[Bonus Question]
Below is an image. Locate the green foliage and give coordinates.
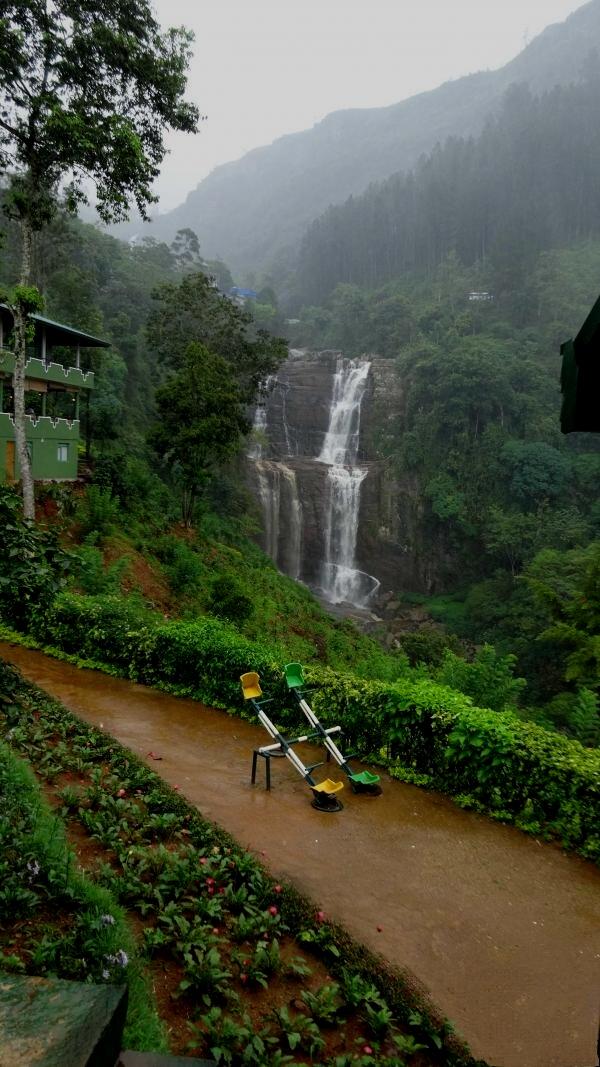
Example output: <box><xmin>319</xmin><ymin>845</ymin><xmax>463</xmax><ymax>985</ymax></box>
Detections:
<box><xmin>72</xmin><ymin>544</ymin><xmax>127</xmax><ymax>596</ymax></box>
<box><xmin>207</xmin><ymin>576</ymin><xmax>254</xmax><ymax>627</ymax></box>
<box><xmin>399</xmin><ymin>626</ymin><xmax>462</xmax><ymax>668</ymax></box>
<box><xmin>155</xmin><ymin>537</ymin><xmax>205</xmax><ymax>596</ymax></box>
<box><xmin>148</xmin><ymin>271</ymin><xmax>287</xmax><ymax>403</ymax></box>
<box><xmin>0</xmin><ymin>2</ymin><xmax>198</xmax><ymax>229</ymax></box>
<box><xmin>150</xmin><ymin>342</ymin><xmax>251</xmax><ymax>524</ymax></box>
<box><xmin>0</xmin><ymin>737</ymin><xmax>167</xmax><ymax>1051</ymax></box>
<box><xmin>501</xmin><ymin>441</ymin><xmax>571</xmax><ymax>506</ymax></box>
<box><xmin>525</xmin><ymin>542</ymin><xmax>600</xmax><ymax>691</ymax></box>
<box><xmin>0</xmin><ymin>485</ymin><xmax>71</xmax><ymax>630</ymax></box>
<box><xmin>36</xmin><ymin>592</ymin><xmax>158</xmax><ymax>673</ymax></box>
<box><xmin>570</xmin><ymin>689</ymin><xmax>600</xmax><ymax>749</ymax></box>
<box><xmin>434</xmin><ymin>646</ymin><xmax>526</xmax><ymax>712</ymax></box>
<box><xmin>77</xmin><ymin>486</ymin><xmax>120</xmax><ymax>540</ymax></box>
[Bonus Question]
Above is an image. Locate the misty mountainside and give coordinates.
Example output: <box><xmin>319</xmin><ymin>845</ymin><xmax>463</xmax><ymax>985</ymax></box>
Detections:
<box><xmin>115</xmin><ymin>1</ymin><xmax>600</xmax><ymax>278</ymax></box>
<box><xmin>293</xmin><ymin>72</ymin><xmax>600</xmax><ymax>306</ymax></box>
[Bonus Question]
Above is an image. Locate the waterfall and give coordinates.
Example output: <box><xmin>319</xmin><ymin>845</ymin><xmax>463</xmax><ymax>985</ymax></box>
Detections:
<box><xmin>255</xmin><ymin>460</ymin><xmax>280</xmax><ymax>559</ymax></box>
<box><xmin>319</xmin><ymin>359</ymin><xmax>379</xmax><ymax>607</ymax></box>
<box><xmin>279</xmin><ymin>464</ymin><xmax>302</xmax><ymax>579</ymax></box>
<box><xmin>248</xmin><ymin>375</ymin><xmax>275</xmax><ymax>460</ymax></box>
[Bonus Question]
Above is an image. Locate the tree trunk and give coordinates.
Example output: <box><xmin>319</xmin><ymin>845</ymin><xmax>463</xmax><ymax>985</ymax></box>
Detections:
<box><xmin>13</xmin><ymin>219</ymin><xmax>36</xmax><ymax>521</ymax></box>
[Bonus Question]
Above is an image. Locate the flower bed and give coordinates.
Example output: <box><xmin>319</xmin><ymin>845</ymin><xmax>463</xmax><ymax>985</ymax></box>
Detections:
<box><xmin>0</xmin><ymin>659</ymin><xmax>479</xmax><ymax>1067</ymax></box>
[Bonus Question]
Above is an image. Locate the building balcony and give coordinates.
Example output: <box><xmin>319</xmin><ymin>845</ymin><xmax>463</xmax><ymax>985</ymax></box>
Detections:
<box><xmin>0</xmin><ymin>349</ymin><xmax>94</xmax><ymax>390</ymax></box>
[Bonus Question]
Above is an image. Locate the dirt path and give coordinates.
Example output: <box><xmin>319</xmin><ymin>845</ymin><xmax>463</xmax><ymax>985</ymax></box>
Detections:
<box><xmin>2</xmin><ymin>642</ymin><xmax>599</xmax><ymax>1067</ymax></box>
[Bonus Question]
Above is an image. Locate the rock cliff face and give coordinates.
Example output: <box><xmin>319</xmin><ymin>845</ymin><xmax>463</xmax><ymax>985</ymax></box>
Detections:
<box><xmin>246</xmin><ymin>350</ymin><xmax>442</xmax><ymax>602</ymax></box>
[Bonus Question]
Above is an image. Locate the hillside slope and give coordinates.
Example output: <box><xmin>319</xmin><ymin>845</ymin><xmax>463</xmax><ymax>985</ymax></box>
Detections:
<box><xmin>114</xmin><ymin>1</ymin><xmax>600</xmax><ymax>276</ymax></box>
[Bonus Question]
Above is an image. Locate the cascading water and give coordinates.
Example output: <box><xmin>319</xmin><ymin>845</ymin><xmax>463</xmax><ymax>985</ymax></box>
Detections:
<box><xmin>318</xmin><ymin>359</ymin><xmax>379</xmax><ymax>607</ymax></box>
<box><xmin>248</xmin><ymin>377</ymin><xmax>302</xmax><ymax>578</ymax></box>
<box><xmin>247</xmin><ymin>375</ymin><xmax>274</xmax><ymax>460</ymax></box>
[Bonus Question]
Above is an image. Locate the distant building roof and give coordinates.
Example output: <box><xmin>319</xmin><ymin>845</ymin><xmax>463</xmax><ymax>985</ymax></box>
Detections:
<box><xmin>228</xmin><ymin>286</ymin><xmax>258</xmax><ymax>300</ymax></box>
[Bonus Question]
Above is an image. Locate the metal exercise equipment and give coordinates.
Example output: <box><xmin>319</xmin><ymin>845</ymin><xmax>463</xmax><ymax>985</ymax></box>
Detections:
<box><xmin>240</xmin><ymin>672</ymin><xmax>344</xmax><ymax>812</ymax></box>
<box><xmin>283</xmin><ymin>662</ymin><xmax>382</xmax><ymax>796</ymax></box>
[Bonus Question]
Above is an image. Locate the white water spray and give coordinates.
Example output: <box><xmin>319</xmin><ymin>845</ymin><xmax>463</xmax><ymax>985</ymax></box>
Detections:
<box><xmin>319</xmin><ymin>359</ymin><xmax>379</xmax><ymax>606</ymax></box>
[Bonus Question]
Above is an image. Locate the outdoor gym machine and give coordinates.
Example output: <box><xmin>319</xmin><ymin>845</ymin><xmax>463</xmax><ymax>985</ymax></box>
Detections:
<box><xmin>240</xmin><ymin>672</ymin><xmax>344</xmax><ymax>812</ymax></box>
<box><xmin>283</xmin><ymin>662</ymin><xmax>382</xmax><ymax>796</ymax></box>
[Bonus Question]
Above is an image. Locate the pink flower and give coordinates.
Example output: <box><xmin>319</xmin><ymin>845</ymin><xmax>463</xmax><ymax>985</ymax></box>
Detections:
<box><xmin>362</xmin><ymin>1045</ymin><xmax>373</xmax><ymax>1055</ymax></box>
<box><xmin>316</xmin><ymin>910</ymin><xmax>325</xmax><ymax>923</ymax></box>
<box><xmin>268</xmin><ymin>905</ymin><xmax>278</xmax><ymax>916</ymax></box>
<box><xmin>116</xmin><ymin>788</ymin><xmax>126</xmax><ymax>798</ymax></box>
<box><xmin>199</xmin><ymin>857</ymin><xmax>207</xmax><ymax>865</ymax></box>
<box><xmin>274</xmin><ymin>884</ymin><xmax>282</xmax><ymax>893</ymax></box>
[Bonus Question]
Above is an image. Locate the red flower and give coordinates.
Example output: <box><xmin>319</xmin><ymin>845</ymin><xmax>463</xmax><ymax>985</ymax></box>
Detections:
<box><xmin>316</xmin><ymin>910</ymin><xmax>325</xmax><ymax>923</ymax></box>
<box><xmin>274</xmin><ymin>884</ymin><xmax>282</xmax><ymax>893</ymax></box>
<box><xmin>268</xmin><ymin>905</ymin><xmax>278</xmax><ymax>916</ymax></box>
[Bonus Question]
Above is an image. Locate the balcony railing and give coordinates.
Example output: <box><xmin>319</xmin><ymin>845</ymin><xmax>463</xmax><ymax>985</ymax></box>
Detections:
<box><xmin>0</xmin><ymin>411</ymin><xmax>80</xmax><ymax>440</ymax></box>
<box><xmin>0</xmin><ymin>350</ymin><xmax>94</xmax><ymax>390</ymax></box>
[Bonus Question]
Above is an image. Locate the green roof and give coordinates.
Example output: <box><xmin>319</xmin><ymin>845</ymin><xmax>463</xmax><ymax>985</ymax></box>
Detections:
<box><xmin>0</xmin><ymin>305</ymin><xmax>110</xmax><ymax>348</ymax></box>
<box><xmin>31</xmin><ymin>313</ymin><xmax>110</xmax><ymax>349</ymax></box>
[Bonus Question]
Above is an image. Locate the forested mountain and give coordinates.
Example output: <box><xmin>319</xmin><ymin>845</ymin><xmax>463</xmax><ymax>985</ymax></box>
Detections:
<box><xmin>294</xmin><ymin>74</ymin><xmax>600</xmax><ymax>305</ymax></box>
<box><xmin>112</xmin><ymin>1</ymin><xmax>600</xmax><ymax>279</ymax></box>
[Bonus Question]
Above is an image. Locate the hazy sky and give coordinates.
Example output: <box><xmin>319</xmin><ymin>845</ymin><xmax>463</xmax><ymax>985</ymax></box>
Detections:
<box><xmin>152</xmin><ymin>0</ymin><xmax>585</xmax><ymax>210</ymax></box>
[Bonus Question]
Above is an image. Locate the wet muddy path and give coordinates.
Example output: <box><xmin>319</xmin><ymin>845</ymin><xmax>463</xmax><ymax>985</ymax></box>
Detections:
<box><xmin>1</xmin><ymin>642</ymin><xmax>599</xmax><ymax>1067</ymax></box>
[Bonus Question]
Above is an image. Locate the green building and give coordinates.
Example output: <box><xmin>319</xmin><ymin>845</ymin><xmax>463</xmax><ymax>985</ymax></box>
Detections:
<box><xmin>0</xmin><ymin>306</ymin><xmax>109</xmax><ymax>482</ymax></box>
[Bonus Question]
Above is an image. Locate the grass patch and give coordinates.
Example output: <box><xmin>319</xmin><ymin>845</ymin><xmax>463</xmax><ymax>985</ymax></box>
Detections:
<box><xmin>0</xmin><ymin>736</ymin><xmax>168</xmax><ymax>1053</ymax></box>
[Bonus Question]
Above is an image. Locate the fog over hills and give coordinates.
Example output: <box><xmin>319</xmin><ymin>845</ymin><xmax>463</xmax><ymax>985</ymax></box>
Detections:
<box><xmin>114</xmin><ymin>1</ymin><xmax>600</xmax><ymax>278</ymax></box>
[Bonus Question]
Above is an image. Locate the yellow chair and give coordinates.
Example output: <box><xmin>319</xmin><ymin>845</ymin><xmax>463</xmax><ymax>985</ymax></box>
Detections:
<box><xmin>240</xmin><ymin>672</ymin><xmax>262</xmax><ymax>701</ymax></box>
<box><xmin>311</xmin><ymin>778</ymin><xmax>344</xmax><ymax>795</ymax></box>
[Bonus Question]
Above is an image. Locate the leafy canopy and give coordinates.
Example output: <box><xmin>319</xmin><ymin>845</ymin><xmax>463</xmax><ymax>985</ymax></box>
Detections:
<box><xmin>148</xmin><ymin>272</ymin><xmax>287</xmax><ymax>403</ymax></box>
<box><xmin>150</xmin><ymin>341</ymin><xmax>251</xmax><ymax>524</ymax></box>
<box><xmin>0</xmin><ymin>0</ymin><xmax>199</xmax><ymax>227</ymax></box>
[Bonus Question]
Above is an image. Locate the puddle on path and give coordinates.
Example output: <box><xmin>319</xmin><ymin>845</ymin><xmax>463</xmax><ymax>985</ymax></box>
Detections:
<box><xmin>2</xmin><ymin>642</ymin><xmax>599</xmax><ymax>1067</ymax></box>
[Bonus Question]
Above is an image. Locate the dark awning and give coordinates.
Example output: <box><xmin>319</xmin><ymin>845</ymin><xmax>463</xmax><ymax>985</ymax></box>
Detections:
<box><xmin>560</xmin><ymin>294</ymin><xmax>600</xmax><ymax>433</ymax></box>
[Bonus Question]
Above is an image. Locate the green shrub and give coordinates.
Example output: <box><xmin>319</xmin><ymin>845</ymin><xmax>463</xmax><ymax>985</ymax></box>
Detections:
<box><xmin>77</xmin><ymin>485</ymin><xmax>120</xmax><ymax>539</ymax></box>
<box><xmin>0</xmin><ymin>485</ymin><xmax>71</xmax><ymax>630</ymax></box>
<box><xmin>12</xmin><ymin>591</ymin><xmax>600</xmax><ymax>861</ymax></box>
<box><xmin>158</xmin><ymin>539</ymin><xmax>205</xmax><ymax>596</ymax></box>
<box><xmin>207</xmin><ymin>575</ymin><xmax>253</xmax><ymax>626</ymax></box>
<box><xmin>35</xmin><ymin>592</ymin><xmax>157</xmax><ymax>672</ymax></box>
<box><xmin>434</xmin><ymin>646</ymin><xmax>526</xmax><ymax>711</ymax></box>
<box><xmin>73</xmin><ymin>544</ymin><xmax>127</xmax><ymax>596</ymax></box>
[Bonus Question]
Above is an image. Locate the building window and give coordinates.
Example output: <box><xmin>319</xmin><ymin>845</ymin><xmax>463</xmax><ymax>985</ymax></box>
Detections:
<box><xmin>57</xmin><ymin>443</ymin><xmax>69</xmax><ymax>462</ymax></box>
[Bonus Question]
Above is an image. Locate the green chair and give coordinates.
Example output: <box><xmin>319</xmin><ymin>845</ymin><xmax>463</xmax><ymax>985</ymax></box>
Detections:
<box><xmin>284</xmin><ymin>662</ymin><xmax>305</xmax><ymax>690</ymax></box>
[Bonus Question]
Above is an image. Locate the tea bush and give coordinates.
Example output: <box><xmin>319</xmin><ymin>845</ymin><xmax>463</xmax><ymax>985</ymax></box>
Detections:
<box><xmin>12</xmin><ymin>591</ymin><xmax>600</xmax><ymax>860</ymax></box>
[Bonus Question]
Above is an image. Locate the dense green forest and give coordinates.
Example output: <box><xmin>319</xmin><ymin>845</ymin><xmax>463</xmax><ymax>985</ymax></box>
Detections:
<box><xmin>293</xmin><ymin>74</ymin><xmax>600</xmax><ymax>306</ymax></box>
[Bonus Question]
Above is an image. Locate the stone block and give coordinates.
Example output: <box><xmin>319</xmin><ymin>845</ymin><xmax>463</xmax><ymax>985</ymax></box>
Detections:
<box><xmin>0</xmin><ymin>972</ymin><xmax>127</xmax><ymax>1067</ymax></box>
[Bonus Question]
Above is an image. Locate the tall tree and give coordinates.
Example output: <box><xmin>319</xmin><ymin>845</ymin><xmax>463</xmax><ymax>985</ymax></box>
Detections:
<box><xmin>0</xmin><ymin>1</ymin><xmax>199</xmax><ymax>517</ymax></box>
<box><xmin>150</xmin><ymin>342</ymin><xmax>251</xmax><ymax>525</ymax></box>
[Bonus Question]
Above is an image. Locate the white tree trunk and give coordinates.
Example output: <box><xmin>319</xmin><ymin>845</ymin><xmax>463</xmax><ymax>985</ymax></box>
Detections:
<box><xmin>13</xmin><ymin>219</ymin><xmax>36</xmax><ymax>521</ymax></box>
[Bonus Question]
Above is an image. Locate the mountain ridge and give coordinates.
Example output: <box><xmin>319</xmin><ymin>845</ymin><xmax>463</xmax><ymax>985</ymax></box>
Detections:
<box><xmin>114</xmin><ymin>1</ymin><xmax>600</xmax><ymax>278</ymax></box>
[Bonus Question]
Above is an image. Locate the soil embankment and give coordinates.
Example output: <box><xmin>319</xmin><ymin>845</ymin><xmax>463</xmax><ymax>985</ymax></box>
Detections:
<box><xmin>1</xmin><ymin>642</ymin><xmax>599</xmax><ymax>1067</ymax></box>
